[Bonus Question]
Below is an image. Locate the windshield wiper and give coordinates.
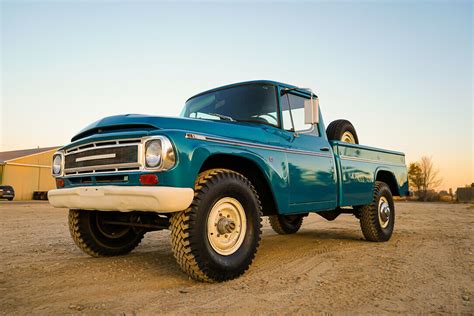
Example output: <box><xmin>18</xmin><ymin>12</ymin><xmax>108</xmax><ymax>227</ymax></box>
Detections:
<box><xmin>234</xmin><ymin>119</ymin><xmax>275</xmax><ymax>127</ymax></box>
<box><xmin>208</xmin><ymin>113</ymin><xmax>235</xmax><ymax>121</ymax></box>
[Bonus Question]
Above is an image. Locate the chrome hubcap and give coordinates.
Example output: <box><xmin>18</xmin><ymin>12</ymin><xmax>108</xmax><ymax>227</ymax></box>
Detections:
<box><xmin>341</xmin><ymin>131</ymin><xmax>356</xmax><ymax>144</ymax></box>
<box><xmin>207</xmin><ymin>197</ymin><xmax>247</xmax><ymax>256</ymax></box>
<box><xmin>378</xmin><ymin>196</ymin><xmax>391</xmax><ymax>228</ymax></box>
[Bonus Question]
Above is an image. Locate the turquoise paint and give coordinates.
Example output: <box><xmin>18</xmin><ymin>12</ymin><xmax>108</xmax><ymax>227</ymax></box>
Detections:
<box><xmin>58</xmin><ymin>81</ymin><xmax>409</xmax><ymax>215</ymax></box>
<box><xmin>332</xmin><ymin>141</ymin><xmax>408</xmax><ymax>206</ymax></box>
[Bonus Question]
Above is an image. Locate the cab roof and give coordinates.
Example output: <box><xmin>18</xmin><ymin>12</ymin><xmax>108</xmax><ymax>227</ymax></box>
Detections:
<box><xmin>186</xmin><ymin>80</ymin><xmax>312</xmax><ymax>102</ymax></box>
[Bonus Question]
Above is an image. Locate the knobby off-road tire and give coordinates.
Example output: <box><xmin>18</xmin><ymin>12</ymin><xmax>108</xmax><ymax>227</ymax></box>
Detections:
<box><xmin>358</xmin><ymin>181</ymin><xmax>395</xmax><ymax>242</ymax></box>
<box><xmin>269</xmin><ymin>214</ymin><xmax>304</xmax><ymax>234</ymax></box>
<box><xmin>170</xmin><ymin>169</ymin><xmax>262</xmax><ymax>282</ymax></box>
<box><xmin>326</xmin><ymin>119</ymin><xmax>359</xmax><ymax>144</ymax></box>
<box><xmin>68</xmin><ymin>210</ymin><xmax>145</xmax><ymax>257</ymax></box>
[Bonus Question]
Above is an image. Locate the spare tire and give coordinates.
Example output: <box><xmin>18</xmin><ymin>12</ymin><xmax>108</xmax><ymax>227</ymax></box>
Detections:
<box><xmin>326</xmin><ymin>119</ymin><xmax>359</xmax><ymax>144</ymax></box>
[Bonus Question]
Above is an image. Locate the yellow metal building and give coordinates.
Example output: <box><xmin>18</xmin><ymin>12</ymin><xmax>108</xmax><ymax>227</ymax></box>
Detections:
<box><xmin>0</xmin><ymin>147</ymin><xmax>59</xmax><ymax>200</ymax></box>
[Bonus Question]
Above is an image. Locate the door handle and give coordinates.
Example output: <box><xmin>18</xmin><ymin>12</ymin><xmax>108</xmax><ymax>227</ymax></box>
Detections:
<box><xmin>320</xmin><ymin>147</ymin><xmax>330</xmax><ymax>152</ymax></box>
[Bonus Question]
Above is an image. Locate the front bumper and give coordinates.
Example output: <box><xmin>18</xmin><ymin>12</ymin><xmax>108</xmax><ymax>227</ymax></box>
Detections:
<box><xmin>48</xmin><ymin>186</ymin><xmax>194</xmax><ymax>213</ymax></box>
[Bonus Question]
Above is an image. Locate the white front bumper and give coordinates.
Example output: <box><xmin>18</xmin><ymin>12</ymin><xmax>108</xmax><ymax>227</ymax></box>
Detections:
<box><xmin>48</xmin><ymin>186</ymin><xmax>194</xmax><ymax>213</ymax></box>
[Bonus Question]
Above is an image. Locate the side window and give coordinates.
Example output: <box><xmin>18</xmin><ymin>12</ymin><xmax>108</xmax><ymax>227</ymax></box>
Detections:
<box><xmin>280</xmin><ymin>93</ymin><xmax>316</xmax><ymax>133</ymax></box>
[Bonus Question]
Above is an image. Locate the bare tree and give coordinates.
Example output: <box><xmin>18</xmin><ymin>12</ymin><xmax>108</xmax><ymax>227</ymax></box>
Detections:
<box><xmin>419</xmin><ymin>156</ymin><xmax>443</xmax><ymax>201</ymax></box>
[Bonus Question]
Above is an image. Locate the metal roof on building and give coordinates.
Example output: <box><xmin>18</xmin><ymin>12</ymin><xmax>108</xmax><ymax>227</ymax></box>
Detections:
<box><xmin>0</xmin><ymin>147</ymin><xmax>59</xmax><ymax>163</ymax></box>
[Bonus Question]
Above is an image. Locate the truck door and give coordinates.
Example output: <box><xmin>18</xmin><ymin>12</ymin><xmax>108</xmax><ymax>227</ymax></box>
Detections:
<box><xmin>278</xmin><ymin>90</ymin><xmax>337</xmax><ymax>213</ymax></box>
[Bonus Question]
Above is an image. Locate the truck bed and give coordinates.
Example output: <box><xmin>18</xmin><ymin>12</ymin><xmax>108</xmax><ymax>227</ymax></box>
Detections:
<box><xmin>331</xmin><ymin>141</ymin><xmax>409</xmax><ymax>207</ymax></box>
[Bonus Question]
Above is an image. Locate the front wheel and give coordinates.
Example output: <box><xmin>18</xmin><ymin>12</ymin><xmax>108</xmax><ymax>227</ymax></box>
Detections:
<box><xmin>170</xmin><ymin>169</ymin><xmax>262</xmax><ymax>282</ymax></box>
<box><xmin>68</xmin><ymin>210</ymin><xmax>145</xmax><ymax>257</ymax></box>
<box><xmin>358</xmin><ymin>181</ymin><xmax>395</xmax><ymax>242</ymax></box>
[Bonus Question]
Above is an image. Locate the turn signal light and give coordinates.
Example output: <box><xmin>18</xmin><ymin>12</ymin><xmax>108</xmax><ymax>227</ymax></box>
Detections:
<box><xmin>140</xmin><ymin>174</ymin><xmax>158</xmax><ymax>185</ymax></box>
<box><xmin>56</xmin><ymin>179</ymin><xmax>65</xmax><ymax>188</ymax></box>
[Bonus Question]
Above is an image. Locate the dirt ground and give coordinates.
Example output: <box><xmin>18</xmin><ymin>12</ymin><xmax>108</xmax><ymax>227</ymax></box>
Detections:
<box><xmin>0</xmin><ymin>201</ymin><xmax>472</xmax><ymax>315</ymax></box>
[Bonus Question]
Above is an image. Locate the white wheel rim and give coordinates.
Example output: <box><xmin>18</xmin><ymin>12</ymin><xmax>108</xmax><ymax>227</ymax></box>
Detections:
<box><xmin>341</xmin><ymin>131</ymin><xmax>356</xmax><ymax>144</ymax></box>
<box><xmin>207</xmin><ymin>197</ymin><xmax>247</xmax><ymax>256</ymax></box>
<box><xmin>378</xmin><ymin>196</ymin><xmax>391</xmax><ymax>229</ymax></box>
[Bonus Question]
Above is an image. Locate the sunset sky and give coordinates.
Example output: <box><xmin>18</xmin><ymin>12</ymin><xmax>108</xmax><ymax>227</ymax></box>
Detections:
<box><xmin>1</xmin><ymin>1</ymin><xmax>472</xmax><ymax>191</ymax></box>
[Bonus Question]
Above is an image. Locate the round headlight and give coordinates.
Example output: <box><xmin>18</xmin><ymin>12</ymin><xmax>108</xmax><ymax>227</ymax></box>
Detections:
<box><xmin>52</xmin><ymin>154</ymin><xmax>62</xmax><ymax>175</ymax></box>
<box><xmin>145</xmin><ymin>140</ymin><xmax>162</xmax><ymax>168</ymax></box>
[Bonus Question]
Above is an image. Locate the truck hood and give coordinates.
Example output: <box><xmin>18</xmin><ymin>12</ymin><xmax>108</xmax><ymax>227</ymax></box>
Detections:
<box><xmin>71</xmin><ymin>114</ymin><xmax>280</xmax><ymax>143</ymax></box>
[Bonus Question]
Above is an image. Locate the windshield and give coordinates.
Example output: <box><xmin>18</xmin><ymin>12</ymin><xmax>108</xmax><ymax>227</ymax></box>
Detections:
<box><xmin>181</xmin><ymin>84</ymin><xmax>279</xmax><ymax>127</ymax></box>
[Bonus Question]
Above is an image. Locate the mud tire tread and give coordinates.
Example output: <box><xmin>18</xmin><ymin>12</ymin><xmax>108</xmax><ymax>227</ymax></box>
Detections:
<box><xmin>68</xmin><ymin>209</ymin><xmax>144</xmax><ymax>257</ymax></box>
<box><xmin>326</xmin><ymin>119</ymin><xmax>359</xmax><ymax>144</ymax></box>
<box><xmin>359</xmin><ymin>181</ymin><xmax>394</xmax><ymax>242</ymax></box>
<box><xmin>170</xmin><ymin>168</ymin><xmax>262</xmax><ymax>282</ymax></box>
<box><xmin>269</xmin><ymin>215</ymin><xmax>303</xmax><ymax>235</ymax></box>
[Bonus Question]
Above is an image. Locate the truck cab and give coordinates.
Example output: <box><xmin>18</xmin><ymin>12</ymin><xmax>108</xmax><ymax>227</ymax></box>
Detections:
<box><xmin>49</xmin><ymin>80</ymin><xmax>408</xmax><ymax>282</ymax></box>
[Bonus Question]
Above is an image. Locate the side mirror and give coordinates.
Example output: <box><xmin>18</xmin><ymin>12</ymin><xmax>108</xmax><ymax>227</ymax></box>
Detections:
<box><xmin>304</xmin><ymin>96</ymin><xmax>319</xmax><ymax>124</ymax></box>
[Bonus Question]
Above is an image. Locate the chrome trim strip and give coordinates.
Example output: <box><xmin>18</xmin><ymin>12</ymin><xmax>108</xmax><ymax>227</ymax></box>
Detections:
<box><xmin>65</xmin><ymin>167</ymin><xmax>140</xmax><ymax>177</ymax></box>
<box><xmin>65</xmin><ymin>163</ymin><xmax>141</xmax><ymax>173</ymax></box>
<box><xmin>339</xmin><ymin>155</ymin><xmax>405</xmax><ymax>167</ymax></box>
<box><xmin>75</xmin><ymin>153</ymin><xmax>117</xmax><ymax>162</ymax></box>
<box><xmin>185</xmin><ymin>133</ymin><xmax>333</xmax><ymax>158</ymax></box>
<box><xmin>332</xmin><ymin>141</ymin><xmax>405</xmax><ymax>156</ymax></box>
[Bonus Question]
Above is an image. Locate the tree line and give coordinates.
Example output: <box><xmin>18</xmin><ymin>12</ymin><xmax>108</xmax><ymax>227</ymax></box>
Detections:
<box><xmin>408</xmin><ymin>156</ymin><xmax>443</xmax><ymax>201</ymax></box>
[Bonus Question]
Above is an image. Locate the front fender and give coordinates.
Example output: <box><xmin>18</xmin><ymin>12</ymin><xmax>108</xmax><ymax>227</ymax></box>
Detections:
<box><xmin>159</xmin><ymin>130</ymin><xmax>289</xmax><ymax>213</ymax></box>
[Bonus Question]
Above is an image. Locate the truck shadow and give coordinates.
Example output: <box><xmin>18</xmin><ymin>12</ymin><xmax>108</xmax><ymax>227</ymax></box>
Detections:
<box><xmin>271</xmin><ymin>229</ymin><xmax>362</xmax><ymax>241</ymax></box>
<box><xmin>113</xmin><ymin>228</ymin><xmax>365</xmax><ymax>281</ymax></box>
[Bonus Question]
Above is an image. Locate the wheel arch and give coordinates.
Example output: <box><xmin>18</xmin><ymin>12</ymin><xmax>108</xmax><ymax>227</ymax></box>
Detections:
<box><xmin>199</xmin><ymin>153</ymin><xmax>280</xmax><ymax>216</ymax></box>
<box><xmin>375</xmin><ymin>169</ymin><xmax>400</xmax><ymax>196</ymax></box>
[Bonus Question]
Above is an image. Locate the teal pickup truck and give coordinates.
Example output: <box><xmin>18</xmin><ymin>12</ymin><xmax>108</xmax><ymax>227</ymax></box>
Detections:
<box><xmin>49</xmin><ymin>81</ymin><xmax>408</xmax><ymax>282</ymax></box>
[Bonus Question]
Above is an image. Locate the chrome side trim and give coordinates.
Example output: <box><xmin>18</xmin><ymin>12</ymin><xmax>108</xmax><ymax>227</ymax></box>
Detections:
<box><xmin>185</xmin><ymin>133</ymin><xmax>333</xmax><ymax>158</ymax></box>
<box><xmin>339</xmin><ymin>155</ymin><xmax>405</xmax><ymax>167</ymax></box>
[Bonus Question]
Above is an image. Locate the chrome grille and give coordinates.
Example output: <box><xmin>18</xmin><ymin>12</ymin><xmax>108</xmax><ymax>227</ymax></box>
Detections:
<box><xmin>64</xmin><ymin>139</ymin><xmax>142</xmax><ymax>176</ymax></box>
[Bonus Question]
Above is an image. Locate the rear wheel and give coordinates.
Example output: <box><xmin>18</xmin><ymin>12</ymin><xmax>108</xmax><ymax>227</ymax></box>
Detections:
<box><xmin>326</xmin><ymin>119</ymin><xmax>359</xmax><ymax>144</ymax></box>
<box><xmin>358</xmin><ymin>181</ymin><xmax>395</xmax><ymax>242</ymax></box>
<box><xmin>8</xmin><ymin>198</ymin><xmax>13</xmax><ymax>201</ymax></box>
<box><xmin>68</xmin><ymin>210</ymin><xmax>145</xmax><ymax>257</ymax></box>
<box><xmin>170</xmin><ymin>169</ymin><xmax>262</xmax><ymax>282</ymax></box>
<box><xmin>269</xmin><ymin>214</ymin><xmax>304</xmax><ymax>234</ymax></box>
